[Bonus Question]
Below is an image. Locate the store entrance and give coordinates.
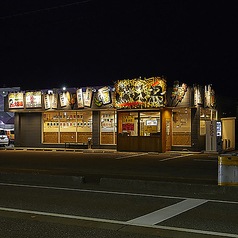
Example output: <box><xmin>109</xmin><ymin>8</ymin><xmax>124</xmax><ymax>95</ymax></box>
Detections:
<box><xmin>117</xmin><ymin>111</ymin><xmax>162</xmax><ymax>152</ymax></box>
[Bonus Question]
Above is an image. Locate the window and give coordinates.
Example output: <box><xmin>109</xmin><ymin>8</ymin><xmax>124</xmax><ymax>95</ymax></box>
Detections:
<box><xmin>59</xmin><ymin>112</ymin><xmax>77</xmax><ymax>143</ymax></box>
<box><xmin>100</xmin><ymin>111</ymin><xmax>117</xmax><ymax>145</ymax></box>
<box><xmin>43</xmin><ymin>111</ymin><xmax>92</xmax><ymax>144</ymax></box>
<box><xmin>172</xmin><ymin>108</ymin><xmax>191</xmax><ymax>146</ymax></box>
<box><xmin>139</xmin><ymin>112</ymin><xmax>160</xmax><ymax>136</ymax></box>
<box><xmin>118</xmin><ymin>112</ymin><xmax>138</xmax><ymax>136</ymax></box>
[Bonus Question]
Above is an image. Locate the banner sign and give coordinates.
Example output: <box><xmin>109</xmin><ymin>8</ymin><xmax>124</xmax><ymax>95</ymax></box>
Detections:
<box><xmin>194</xmin><ymin>85</ymin><xmax>203</xmax><ymax>106</ymax></box>
<box><xmin>204</xmin><ymin>85</ymin><xmax>215</xmax><ymax>108</ymax></box>
<box><xmin>52</xmin><ymin>93</ymin><xmax>58</xmax><ymax>109</ymax></box>
<box><xmin>115</xmin><ymin>77</ymin><xmax>167</xmax><ymax>109</ymax></box>
<box><xmin>8</xmin><ymin>92</ymin><xmax>24</xmax><ymax>108</ymax></box>
<box><xmin>98</xmin><ymin>86</ymin><xmax>111</xmax><ymax>105</ymax></box>
<box><xmin>84</xmin><ymin>87</ymin><xmax>93</xmax><ymax>107</ymax></box>
<box><xmin>59</xmin><ymin>92</ymin><xmax>67</xmax><ymax>107</ymax></box>
<box><xmin>76</xmin><ymin>88</ymin><xmax>84</xmax><ymax>108</ymax></box>
<box><xmin>171</xmin><ymin>81</ymin><xmax>187</xmax><ymax>106</ymax></box>
<box><xmin>26</xmin><ymin>91</ymin><xmax>42</xmax><ymax>108</ymax></box>
<box><xmin>44</xmin><ymin>94</ymin><xmax>51</xmax><ymax>109</ymax></box>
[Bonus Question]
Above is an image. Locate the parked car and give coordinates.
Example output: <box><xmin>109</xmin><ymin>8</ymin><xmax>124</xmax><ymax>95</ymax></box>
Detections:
<box><xmin>0</xmin><ymin>129</ymin><xmax>9</xmax><ymax>147</ymax></box>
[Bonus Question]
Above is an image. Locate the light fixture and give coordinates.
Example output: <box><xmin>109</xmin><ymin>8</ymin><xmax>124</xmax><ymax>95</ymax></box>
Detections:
<box><xmin>63</xmin><ymin>87</ymin><xmax>66</xmax><ymax>91</ymax></box>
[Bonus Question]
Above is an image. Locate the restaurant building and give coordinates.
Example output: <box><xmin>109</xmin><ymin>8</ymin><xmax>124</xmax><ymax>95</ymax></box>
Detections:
<box><xmin>4</xmin><ymin>77</ymin><xmax>217</xmax><ymax>152</ymax></box>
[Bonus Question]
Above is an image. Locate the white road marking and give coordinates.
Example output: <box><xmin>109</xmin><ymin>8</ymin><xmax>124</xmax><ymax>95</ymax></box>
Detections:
<box><xmin>1</xmin><ymin>182</ymin><xmax>238</xmax><ymax>205</ymax></box>
<box><xmin>160</xmin><ymin>153</ymin><xmax>193</xmax><ymax>161</ymax></box>
<box><xmin>115</xmin><ymin>153</ymin><xmax>148</xmax><ymax>160</ymax></box>
<box><xmin>0</xmin><ymin>206</ymin><xmax>237</xmax><ymax>237</ymax></box>
<box><xmin>128</xmin><ymin>198</ymin><xmax>207</xmax><ymax>225</ymax></box>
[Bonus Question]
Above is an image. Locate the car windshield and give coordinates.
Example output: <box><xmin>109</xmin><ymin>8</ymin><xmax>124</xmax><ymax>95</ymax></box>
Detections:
<box><xmin>0</xmin><ymin>130</ymin><xmax>6</xmax><ymax>135</ymax></box>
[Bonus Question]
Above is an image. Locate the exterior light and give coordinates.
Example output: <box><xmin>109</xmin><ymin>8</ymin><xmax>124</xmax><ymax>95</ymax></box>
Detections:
<box><xmin>63</xmin><ymin>87</ymin><xmax>66</xmax><ymax>91</ymax></box>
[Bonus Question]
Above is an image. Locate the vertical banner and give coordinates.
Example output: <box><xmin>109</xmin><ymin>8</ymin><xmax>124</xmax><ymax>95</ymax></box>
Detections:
<box><xmin>44</xmin><ymin>93</ymin><xmax>51</xmax><ymax>109</ymax></box>
<box><xmin>59</xmin><ymin>92</ymin><xmax>67</xmax><ymax>107</ymax></box>
<box><xmin>76</xmin><ymin>88</ymin><xmax>84</xmax><ymax>108</ymax></box>
<box><xmin>194</xmin><ymin>85</ymin><xmax>202</xmax><ymax>106</ymax></box>
<box><xmin>51</xmin><ymin>93</ymin><xmax>58</xmax><ymax>109</ymax></box>
<box><xmin>84</xmin><ymin>87</ymin><xmax>93</xmax><ymax>107</ymax></box>
<box><xmin>206</xmin><ymin>121</ymin><xmax>217</xmax><ymax>152</ymax></box>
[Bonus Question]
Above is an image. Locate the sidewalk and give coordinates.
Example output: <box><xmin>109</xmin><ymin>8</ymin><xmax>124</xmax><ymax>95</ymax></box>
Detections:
<box><xmin>1</xmin><ymin>146</ymin><xmax>204</xmax><ymax>154</ymax></box>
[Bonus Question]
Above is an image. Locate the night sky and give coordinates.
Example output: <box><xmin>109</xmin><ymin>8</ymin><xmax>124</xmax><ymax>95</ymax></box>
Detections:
<box><xmin>0</xmin><ymin>0</ymin><xmax>237</xmax><ymax>97</ymax></box>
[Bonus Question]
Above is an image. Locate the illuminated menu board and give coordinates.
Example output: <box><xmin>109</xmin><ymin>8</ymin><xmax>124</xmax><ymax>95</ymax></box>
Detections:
<box><xmin>26</xmin><ymin>91</ymin><xmax>42</xmax><ymax>108</ymax></box>
<box><xmin>8</xmin><ymin>93</ymin><xmax>24</xmax><ymax>108</ymax></box>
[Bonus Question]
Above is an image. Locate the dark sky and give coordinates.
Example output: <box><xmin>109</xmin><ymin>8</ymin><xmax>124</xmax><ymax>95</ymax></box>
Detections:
<box><xmin>0</xmin><ymin>0</ymin><xmax>237</xmax><ymax>97</ymax></box>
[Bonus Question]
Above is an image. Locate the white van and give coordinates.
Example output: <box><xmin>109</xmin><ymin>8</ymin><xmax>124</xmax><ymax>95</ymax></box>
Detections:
<box><xmin>0</xmin><ymin>129</ymin><xmax>9</xmax><ymax>146</ymax></box>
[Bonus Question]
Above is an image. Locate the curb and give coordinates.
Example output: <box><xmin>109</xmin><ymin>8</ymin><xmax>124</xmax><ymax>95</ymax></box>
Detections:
<box><xmin>0</xmin><ymin>172</ymin><xmax>85</xmax><ymax>188</ymax></box>
<box><xmin>100</xmin><ymin>178</ymin><xmax>238</xmax><ymax>201</ymax></box>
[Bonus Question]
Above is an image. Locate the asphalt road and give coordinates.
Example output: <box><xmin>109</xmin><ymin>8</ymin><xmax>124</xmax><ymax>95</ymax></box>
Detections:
<box><xmin>0</xmin><ymin>150</ymin><xmax>218</xmax><ymax>185</ymax></box>
<box><xmin>0</xmin><ymin>182</ymin><xmax>238</xmax><ymax>238</ymax></box>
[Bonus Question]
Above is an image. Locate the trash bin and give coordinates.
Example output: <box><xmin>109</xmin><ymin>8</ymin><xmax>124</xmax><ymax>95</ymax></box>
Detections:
<box><xmin>87</xmin><ymin>137</ymin><xmax>92</xmax><ymax>149</ymax></box>
<box><xmin>218</xmin><ymin>154</ymin><xmax>238</xmax><ymax>186</ymax></box>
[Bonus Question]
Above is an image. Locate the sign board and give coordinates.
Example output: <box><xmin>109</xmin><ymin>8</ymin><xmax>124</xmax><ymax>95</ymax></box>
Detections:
<box><xmin>8</xmin><ymin>93</ymin><xmax>24</xmax><ymax>108</ymax></box>
<box><xmin>76</xmin><ymin>88</ymin><xmax>84</xmax><ymax>108</ymax></box>
<box><xmin>115</xmin><ymin>77</ymin><xmax>167</xmax><ymax>109</ymax></box>
<box><xmin>144</xmin><ymin>125</ymin><xmax>157</xmax><ymax>133</ymax></box>
<box><xmin>84</xmin><ymin>87</ymin><xmax>93</xmax><ymax>107</ymax></box>
<box><xmin>98</xmin><ymin>86</ymin><xmax>111</xmax><ymax>105</ymax></box>
<box><xmin>206</xmin><ymin>121</ymin><xmax>217</xmax><ymax>152</ymax></box>
<box><xmin>26</xmin><ymin>91</ymin><xmax>42</xmax><ymax>108</ymax></box>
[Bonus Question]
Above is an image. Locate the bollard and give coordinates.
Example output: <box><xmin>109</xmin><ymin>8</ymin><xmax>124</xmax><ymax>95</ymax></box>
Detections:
<box><xmin>218</xmin><ymin>154</ymin><xmax>238</xmax><ymax>186</ymax></box>
<box><xmin>87</xmin><ymin>137</ymin><xmax>92</xmax><ymax>149</ymax></box>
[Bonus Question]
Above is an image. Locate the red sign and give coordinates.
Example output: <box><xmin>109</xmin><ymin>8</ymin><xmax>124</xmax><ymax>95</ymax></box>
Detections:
<box><xmin>122</xmin><ymin>123</ymin><xmax>134</xmax><ymax>131</ymax></box>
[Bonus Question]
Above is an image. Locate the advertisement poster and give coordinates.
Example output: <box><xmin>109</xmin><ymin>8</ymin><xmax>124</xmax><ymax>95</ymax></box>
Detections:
<box><xmin>26</xmin><ymin>91</ymin><xmax>42</xmax><ymax>108</ymax></box>
<box><xmin>122</xmin><ymin>116</ymin><xmax>134</xmax><ymax>131</ymax></box>
<box><xmin>8</xmin><ymin>92</ymin><xmax>24</xmax><ymax>108</ymax></box>
<box><xmin>76</xmin><ymin>88</ymin><xmax>84</xmax><ymax>108</ymax></box>
<box><xmin>84</xmin><ymin>87</ymin><xmax>93</xmax><ymax>107</ymax></box>
<box><xmin>98</xmin><ymin>86</ymin><xmax>111</xmax><ymax>105</ymax></box>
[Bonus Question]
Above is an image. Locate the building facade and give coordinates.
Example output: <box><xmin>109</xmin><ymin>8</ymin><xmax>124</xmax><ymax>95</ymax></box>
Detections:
<box><xmin>4</xmin><ymin>77</ymin><xmax>217</xmax><ymax>152</ymax></box>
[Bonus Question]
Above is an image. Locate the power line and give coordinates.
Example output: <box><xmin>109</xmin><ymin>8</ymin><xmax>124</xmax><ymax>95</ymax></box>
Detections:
<box><xmin>0</xmin><ymin>0</ymin><xmax>96</xmax><ymax>20</ymax></box>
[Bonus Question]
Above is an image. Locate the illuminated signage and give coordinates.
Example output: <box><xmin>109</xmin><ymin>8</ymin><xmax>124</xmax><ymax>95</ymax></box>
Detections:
<box><xmin>115</xmin><ymin>77</ymin><xmax>167</xmax><ymax>109</ymax></box>
<box><xmin>25</xmin><ymin>91</ymin><xmax>42</xmax><ymax>108</ymax></box>
<box><xmin>59</xmin><ymin>92</ymin><xmax>68</xmax><ymax>107</ymax></box>
<box><xmin>84</xmin><ymin>87</ymin><xmax>93</xmax><ymax>107</ymax></box>
<box><xmin>204</xmin><ymin>85</ymin><xmax>215</xmax><ymax>108</ymax></box>
<box><xmin>98</xmin><ymin>86</ymin><xmax>111</xmax><ymax>105</ymax></box>
<box><xmin>44</xmin><ymin>93</ymin><xmax>58</xmax><ymax>109</ymax></box>
<box><xmin>8</xmin><ymin>93</ymin><xmax>24</xmax><ymax>108</ymax></box>
<box><xmin>44</xmin><ymin>94</ymin><xmax>51</xmax><ymax>109</ymax></box>
<box><xmin>171</xmin><ymin>81</ymin><xmax>187</xmax><ymax>105</ymax></box>
<box><xmin>76</xmin><ymin>88</ymin><xmax>84</xmax><ymax>108</ymax></box>
<box><xmin>122</xmin><ymin>116</ymin><xmax>134</xmax><ymax>131</ymax></box>
<box><xmin>194</xmin><ymin>85</ymin><xmax>203</xmax><ymax>106</ymax></box>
